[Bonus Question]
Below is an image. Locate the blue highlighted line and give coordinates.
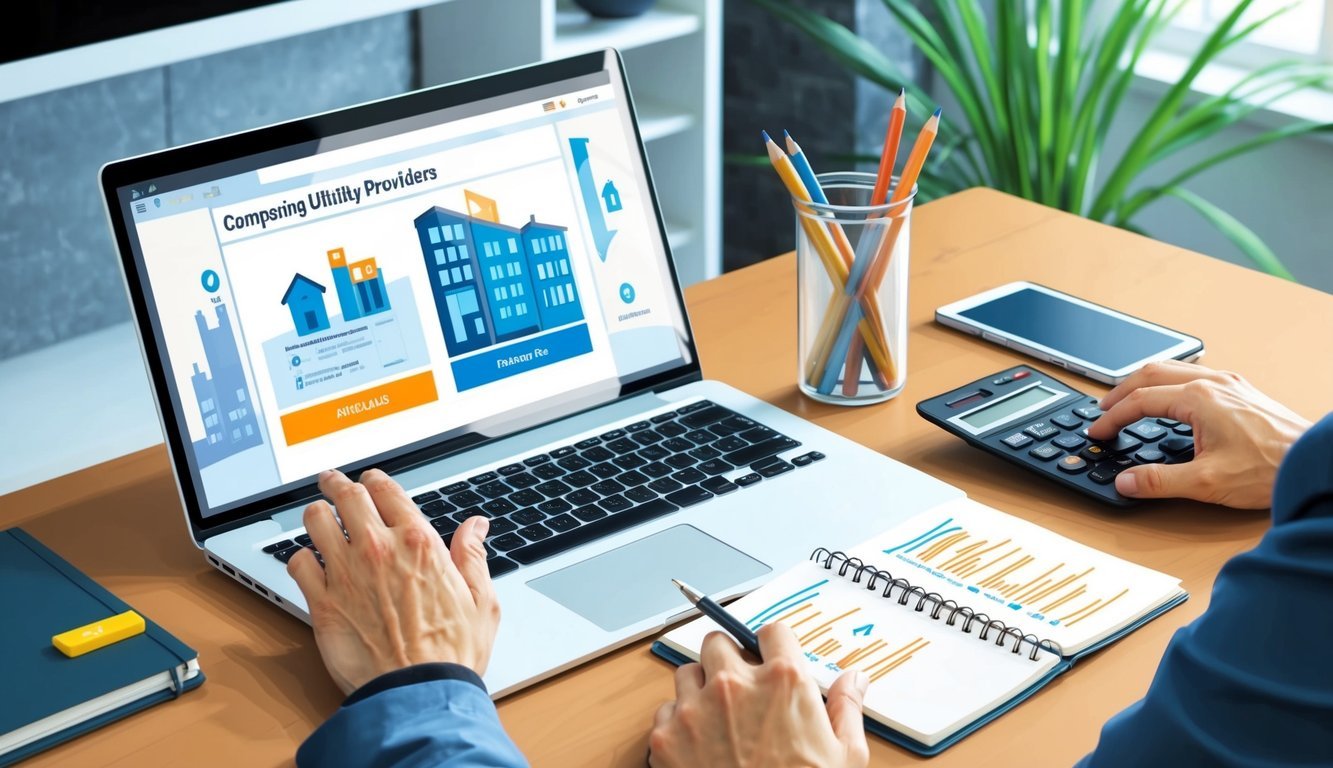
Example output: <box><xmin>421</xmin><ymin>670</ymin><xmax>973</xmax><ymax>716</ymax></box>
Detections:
<box><xmin>746</xmin><ymin>579</ymin><xmax>828</xmax><ymax>629</ymax></box>
<box><xmin>882</xmin><ymin>517</ymin><xmax>957</xmax><ymax>555</ymax></box>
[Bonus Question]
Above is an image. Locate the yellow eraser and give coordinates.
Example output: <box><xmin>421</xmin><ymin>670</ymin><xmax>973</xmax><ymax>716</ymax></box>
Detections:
<box><xmin>52</xmin><ymin>610</ymin><xmax>146</xmax><ymax>658</ymax></box>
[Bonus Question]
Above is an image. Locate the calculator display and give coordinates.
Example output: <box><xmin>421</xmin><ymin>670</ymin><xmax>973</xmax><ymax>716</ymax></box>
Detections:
<box><xmin>960</xmin><ymin>386</ymin><xmax>1057</xmax><ymax>430</ymax></box>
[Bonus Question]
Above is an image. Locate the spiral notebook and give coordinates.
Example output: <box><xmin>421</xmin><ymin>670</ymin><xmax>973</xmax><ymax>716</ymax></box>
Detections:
<box><xmin>652</xmin><ymin>498</ymin><xmax>1187</xmax><ymax>755</ymax></box>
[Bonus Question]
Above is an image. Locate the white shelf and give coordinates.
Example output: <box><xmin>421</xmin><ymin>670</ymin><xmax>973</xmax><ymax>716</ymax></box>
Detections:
<box><xmin>548</xmin><ymin>6</ymin><xmax>702</xmax><ymax>59</ymax></box>
<box><xmin>636</xmin><ymin>100</ymin><xmax>695</xmax><ymax>142</ymax></box>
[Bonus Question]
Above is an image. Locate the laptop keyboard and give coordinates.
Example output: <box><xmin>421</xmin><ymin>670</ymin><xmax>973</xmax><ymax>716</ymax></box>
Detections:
<box><xmin>264</xmin><ymin>400</ymin><xmax>824</xmax><ymax>578</ymax></box>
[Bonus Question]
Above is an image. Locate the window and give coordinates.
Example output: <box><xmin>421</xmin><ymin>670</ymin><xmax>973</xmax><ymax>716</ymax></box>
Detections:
<box><xmin>517</xmin><ymin>304</ymin><xmax>526</xmax><ymax>316</ymax></box>
<box><xmin>447</xmin><ymin>246</ymin><xmax>458</xmax><ymax>262</ymax></box>
<box><xmin>439</xmin><ymin>270</ymin><xmax>450</xmax><ymax>287</ymax></box>
<box><xmin>201</xmin><ymin>398</ymin><xmax>214</xmax><ymax>413</ymax></box>
<box><xmin>559</xmin><ymin>260</ymin><xmax>569</xmax><ymax>276</ymax></box>
<box><xmin>434</xmin><ymin>248</ymin><xmax>446</xmax><ymax>266</ymax></box>
<box><xmin>440</xmin><ymin>225</ymin><xmax>453</xmax><ymax>242</ymax></box>
<box><xmin>474</xmin><ymin>317</ymin><xmax>485</xmax><ymax>335</ymax></box>
<box><xmin>535</xmin><ymin>238</ymin><xmax>545</xmax><ymax>254</ymax></box>
<box><xmin>236</xmin><ymin>388</ymin><xmax>246</xmax><ymax>402</ymax></box>
<box><xmin>428</xmin><ymin>226</ymin><xmax>441</xmax><ymax>245</ymax></box>
<box><xmin>454</xmin><ymin>224</ymin><xmax>465</xmax><ymax>240</ymax></box>
<box><xmin>245</xmin><ymin>424</ymin><xmax>254</xmax><ymax>436</ymax></box>
<box><xmin>451</xmin><ymin>267</ymin><xmax>462</xmax><ymax>283</ymax></box>
<box><xmin>537</xmin><ymin>263</ymin><xmax>547</xmax><ymax>280</ymax></box>
<box><xmin>459</xmin><ymin>244</ymin><xmax>469</xmax><ymax>261</ymax></box>
<box><xmin>514</xmin><ymin>283</ymin><xmax>523</xmax><ymax>296</ymax></box>
<box><xmin>508</xmin><ymin>238</ymin><xmax>519</xmax><ymax>254</ymax></box>
<box><xmin>555</xmin><ymin>233</ymin><xmax>564</xmax><ymax>249</ymax></box>
<box><xmin>1158</xmin><ymin>1</ymin><xmax>1330</xmax><ymax>66</ymax></box>
<box><xmin>462</xmin><ymin>264</ymin><xmax>472</xmax><ymax>280</ymax></box>
<box><xmin>565</xmin><ymin>284</ymin><xmax>575</xmax><ymax>303</ymax></box>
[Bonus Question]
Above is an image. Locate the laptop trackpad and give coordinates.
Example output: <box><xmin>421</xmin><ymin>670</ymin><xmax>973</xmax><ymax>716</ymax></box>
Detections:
<box><xmin>527</xmin><ymin>525</ymin><xmax>771</xmax><ymax>632</ymax></box>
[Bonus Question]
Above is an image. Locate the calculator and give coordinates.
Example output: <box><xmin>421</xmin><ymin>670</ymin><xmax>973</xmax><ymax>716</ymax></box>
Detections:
<box><xmin>916</xmin><ymin>365</ymin><xmax>1196</xmax><ymax>506</ymax></box>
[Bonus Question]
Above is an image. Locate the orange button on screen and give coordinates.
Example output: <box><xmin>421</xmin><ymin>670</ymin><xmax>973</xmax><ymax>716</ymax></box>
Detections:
<box><xmin>280</xmin><ymin>370</ymin><xmax>438</xmax><ymax>446</ymax></box>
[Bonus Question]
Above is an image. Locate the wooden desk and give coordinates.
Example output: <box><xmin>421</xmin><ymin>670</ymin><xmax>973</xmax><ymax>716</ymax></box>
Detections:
<box><xmin>6</xmin><ymin>189</ymin><xmax>1332</xmax><ymax>767</ymax></box>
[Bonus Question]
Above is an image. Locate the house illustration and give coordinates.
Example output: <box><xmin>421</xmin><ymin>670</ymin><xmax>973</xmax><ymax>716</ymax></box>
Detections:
<box><xmin>600</xmin><ymin>180</ymin><xmax>622</xmax><ymax>212</ymax></box>
<box><xmin>282</xmin><ymin>273</ymin><xmax>331</xmax><ymax>336</ymax></box>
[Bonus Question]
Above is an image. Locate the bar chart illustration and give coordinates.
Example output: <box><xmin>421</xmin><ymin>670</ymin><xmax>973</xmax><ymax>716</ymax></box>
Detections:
<box><xmin>745</xmin><ymin>579</ymin><xmax>931</xmax><ymax>683</ymax></box>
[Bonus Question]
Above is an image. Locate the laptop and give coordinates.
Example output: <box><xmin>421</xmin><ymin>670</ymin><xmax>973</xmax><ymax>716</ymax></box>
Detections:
<box><xmin>100</xmin><ymin>50</ymin><xmax>961</xmax><ymax>696</ymax></box>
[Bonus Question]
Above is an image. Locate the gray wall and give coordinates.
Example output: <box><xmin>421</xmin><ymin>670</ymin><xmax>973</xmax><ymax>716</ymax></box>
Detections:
<box><xmin>0</xmin><ymin>14</ymin><xmax>415</xmax><ymax>362</ymax></box>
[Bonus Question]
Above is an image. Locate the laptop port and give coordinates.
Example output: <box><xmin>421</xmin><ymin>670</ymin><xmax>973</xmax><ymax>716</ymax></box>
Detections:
<box><xmin>240</xmin><ymin>574</ymin><xmax>253</xmax><ymax>587</ymax></box>
<box><xmin>222</xmin><ymin>564</ymin><xmax>236</xmax><ymax>577</ymax></box>
<box><xmin>256</xmin><ymin>585</ymin><xmax>269</xmax><ymax>597</ymax></box>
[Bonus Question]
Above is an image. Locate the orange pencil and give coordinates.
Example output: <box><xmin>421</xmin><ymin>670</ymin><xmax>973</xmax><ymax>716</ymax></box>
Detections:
<box><xmin>871</xmin><ymin>88</ymin><xmax>906</xmax><ymax>206</ymax></box>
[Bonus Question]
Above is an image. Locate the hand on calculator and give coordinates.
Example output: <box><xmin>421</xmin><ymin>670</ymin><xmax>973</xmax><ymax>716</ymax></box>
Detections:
<box><xmin>1087</xmin><ymin>361</ymin><xmax>1311</xmax><ymax>509</ymax></box>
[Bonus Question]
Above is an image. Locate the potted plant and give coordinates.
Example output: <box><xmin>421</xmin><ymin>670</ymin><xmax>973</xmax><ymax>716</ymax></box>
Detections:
<box><xmin>750</xmin><ymin>0</ymin><xmax>1332</xmax><ymax>278</ymax></box>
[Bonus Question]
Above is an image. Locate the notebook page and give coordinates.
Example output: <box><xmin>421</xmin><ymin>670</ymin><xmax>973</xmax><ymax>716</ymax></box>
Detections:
<box><xmin>851</xmin><ymin>498</ymin><xmax>1184</xmax><ymax>655</ymax></box>
<box><xmin>659</xmin><ymin>561</ymin><xmax>1060</xmax><ymax>747</ymax></box>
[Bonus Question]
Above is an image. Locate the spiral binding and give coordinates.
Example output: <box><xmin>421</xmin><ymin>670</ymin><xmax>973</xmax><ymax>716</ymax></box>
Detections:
<box><xmin>810</xmin><ymin>548</ymin><xmax>1065</xmax><ymax>661</ymax></box>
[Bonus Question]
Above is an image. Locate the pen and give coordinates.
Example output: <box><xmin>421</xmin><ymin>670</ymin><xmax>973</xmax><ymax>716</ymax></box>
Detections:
<box><xmin>672</xmin><ymin>578</ymin><xmax>762</xmax><ymax>659</ymax></box>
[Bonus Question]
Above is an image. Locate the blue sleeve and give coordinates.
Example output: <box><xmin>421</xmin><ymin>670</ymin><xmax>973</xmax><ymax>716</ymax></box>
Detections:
<box><xmin>1078</xmin><ymin>413</ymin><xmax>1333</xmax><ymax>766</ymax></box>
<box><xmin>297</xmin><ymin>663</ymin><xmax>529</xmax><ymax>768</ymax></box>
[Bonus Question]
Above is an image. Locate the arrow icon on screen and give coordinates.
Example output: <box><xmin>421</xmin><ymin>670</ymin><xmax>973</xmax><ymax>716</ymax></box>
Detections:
<box><xmin>568</xmin><ymin>137</ymin><xmax>617</xmax><ymax>262</ymax></box>
<box><xmin>851</xmin><ymin>624</ymin><xmax>874</xmax><ymax>637</ymax></box>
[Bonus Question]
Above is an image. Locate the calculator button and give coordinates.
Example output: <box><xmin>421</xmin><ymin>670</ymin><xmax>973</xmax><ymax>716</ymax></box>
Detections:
<box><xmin>1028</xmin><ymin>444</ymin><xmax>1062</xmax><ymax>461</ymax></box>
<box><xmin>1173</xmin><ymin>424</ymin><xmax>1193</xmax><ymax>435</ymax></box>
<box><xmin>1109</xmin><ymin>455</ymin><xmax>1135</xmax><ymax>469</ymax></box>
<box><xmin>1050</xmin><ymin>413</ymin><xmax>1083</xmax><ymax>430</ymax></box>
<box><xmin>1160</xmin><ymin>436</ymin><xmax>1194</xmax><ymax>455</ymax></box>
<box><xmin>1156</xmin><ymin>418</ymin><xmax>1179</xmax><ymax>427</ymax></box>
<box><xmin>1057</xmin><ymin>455</ymin><xmax>1088</xmax><ymax>474</ymax></box>
<box><xmin>1012</xmin><ymin>371</ymin><xmax>1031</xmax><ymax>380</ymax></box>
<box><xmin>1135</xmin><ymin>448</ymin><xmax>1166</xmax><ymax>464</ymax></box>
<box><xmin>1105</xmin><ymin>433</ymin><xmax>1144</xmax><ymax>454</ymax></box>
<box><xmin>1024</xmin><ymin>422</ymin><xmax>1060</xmax><ymax>440</ymax></box>
<box><xmin>1088</xmin><ymin>466</ymin><xmax>1121</xmax><ymax>485</ymax></box>
<box><xmin>991</xmin><ymin>376</ymin><xmax>1012</xmax><ymax>385</ymax></box>
<box><xmin>1002</xmin><ymin>432</ymin><xmax>1034</xmax><ymax>449</ymax></box>
<box><xmin>1124</xmin><ymin>422</ymin><xmax>1168</xmax><ymax>442</ymax></box>
<box><xmin>1052</xmin><ymin>434</ymin><xmax>1086</xmax><ymax>451</ymax></box>
<box><xmin>1080</xmin><ymin>444</ymin><xmax>1110</xmax><ymax>462</ymax></box>
<box><xmin>1074</xmin><ymin>405</ymin><xmax>1103</xmax><ymax>420</ymax></box>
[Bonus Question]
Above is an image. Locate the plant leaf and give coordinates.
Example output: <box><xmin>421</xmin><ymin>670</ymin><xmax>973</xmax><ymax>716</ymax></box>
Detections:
<box><xmin>1160</xmin><ymin>187</ymin><xmax>1294</xmax><ymax>280</ymax></box>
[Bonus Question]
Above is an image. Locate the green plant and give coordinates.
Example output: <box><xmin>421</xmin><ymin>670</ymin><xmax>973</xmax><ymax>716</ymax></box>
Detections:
<box><xmin>750</xmin><ymin>0</ymin><xmax>1332</xmax><ymax>279</ymax></box>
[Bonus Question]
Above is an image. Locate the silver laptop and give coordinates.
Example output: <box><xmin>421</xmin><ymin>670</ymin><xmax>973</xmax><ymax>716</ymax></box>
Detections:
<box><xmin>100</xmin><ymin>50</ymin><xmax>960</xmax><ymax>696</ymax></box>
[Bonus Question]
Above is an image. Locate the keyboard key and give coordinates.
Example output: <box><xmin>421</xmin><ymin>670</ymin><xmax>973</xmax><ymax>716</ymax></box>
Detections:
<box><xmin>421</xmin><ymin>499</ymin><xmax>456</xmax><ymax>518</ymax></box>
<box><xmin>591</xmin><ymin>479</ymin><xmax>626</xmax><ymax>496</ymax></box>
<box><xmin>612</xmin><ymin>454</ymin><xmax>648</xmax><ymax>470</ymax></box>
<box><xmin>689</xmin><ymin>445</ymin><xmax>722</xmax><ymax>461</ymax></box>
<box><xmin>639</xmin><ymin>445</ymin><xmax>671</xmax><ymax>462</ymax></box>
<box><xmin>1173</xmin><ymin>424</ymin><xmax>1193</xmax><ymax>435</ymax></box>
<box><xmin>715</xmin><ymin>436</ymin><xmax>747</xmax><ymax>453</ymax></box>
<box><xmin>684</xmin><ymin>430</ymin><xmax>717</xmax><ymax>445</ymax></box>
<box><xmin>1052</xmin><ymin>434</ymin><xmax>1086</xmax><ymax>451</ymax></box>
<box><xmin>582</xmin><ymin>446</ymin><xmax>615</xmax><ymax>462</ymax></box>
<box><xmin>631</xmin><ymin>430</ymin><xmax>664</xmax><ymax>446</ymax></box>
<box><xmin>523</xmin><ymin>454</ymin><xmax>552</xmax><ymax>467</ymax></box>
<box><xmin>440</xmin><ymin>481</ymin><xmax>470</xmax><ymax>495</ymax></box>
<box><xmin>558</xmin><ymin>455</ymin><xmax>591</xmax><ymax>471</ymax></box>
<box><xmin>649</xmin><ymin>477</ymin><xmax>684</xmax><ymax>494</ymax></box>
<box><xmin>739</xmin><ymin>426</ymin><xmax>777</xmax><ymax>443</ymax></box>
<box><xmin>657</xmin><ymin>422</ymin><xmax>687</xmax><ymax>437</ymax></box>
<box><xmin>671</xmin><ymin>468</ymin><xmax>707</xmax><ymax>484</ymax></box>
<box><xmin>1074</xmin><ymin>405</ymin><xmax>1103</xmax><ymax>420</ymax></box>
<box><xmin>1002</xmin><ymin>432</ymin><xmax>1034</xmax><ymax>449</ymax></box>
<box><xmin>509</xmin><ymin>499</ymin><xmax>680</xmax><ymax>566</ymax></box>
<box><xmin>666</xmin><ymin>486</ymin><xmax>714</xmax><ymax>507</ymax></box>
<box><xmin>678</xmin><ymin>400</ymin><xmax>713</xmax><ymax>414</ymax></box>
<box><xmin>448</xmin><ymin>489</ymin><xmax>485</xmax><ymax>507</ymax></box>
<box><xmin>589</xmin><ymin>462</ymin><xmax>621</xmax><ymax>479</ymax></box>
<box><xmin>598</xmin><ymin>494</ymin><xmax>634</xmax><ymax>513</ymax></box>
<box><xmin>533</xmin><ymin>463</ymin><xmax>564</xmax><ymax>480</ymax></box>
<box><xmin>575</xmin><ymin>437</ymin><xmax>603</xmax><ymax>449</ymax></box>
<box><xmin>625</xmin><ymin>486</ymin><xmax>658</xmax><ymax>503</ymax></box>
<box><xmin>274</xmin><ymin>546</ymin><xmax>302</xmax><ymax>563</ymax></box>
<box><xmin>642</xmin><ymin>462</ymin><xmax>673</xmax><ymax>478</ymax></box>
<box><xmin>537</xmin><ymin>498</ymin><xmax>573</xmax><ymax>515</ymax></box>
<box><xmin>650</xmin><ymin>411</ymin><xmax>678</xmax><ymax>424</ymax></box>
<box><xmin>698</xmin><ymin>459</ymin><xmax>733</xmax><ymax>475</ymax></box>
<box><xmin>518</xmin><ymin>523</ymin><xmax>554</xmax><ymax>542</ymax></box>
<box><xmin>1160</xmin><ymin>436</ymin><xmax>1194</xmax><ymax>455</ymax></box>
<box><xmin>468</xmin><ymin>471</ymin><xmax>498</xmax><ymax>485</ymax></box>
<box><xmin>1088</xmin><ymin>466</ymin><xmax>1121</xmax><ymax>485</ymax></box>
<box><xmin>546</xmin><ymin>514</ymin><xmax>581</xmax><ymax>533</ymax></box>
<box><xmin>566</xmin><ymin>488</ymin><xmax>600</xmax><ymax>506</ymax></box>
<box><xmin>600</xmin><ymin>428</ymin><xmax>626</xmax><ymax>441</ymax></box>
<box><xmin>802</xmin><ymin>451</ymin><xmax>825</xmax><ymax>462</ymax></box>
<box><xmin>701</xmin><ymin>476</ymin><xmax>739</xmax><ymax>495</ymax></box>
<box><xmin>535</xmin><ymin>480</ymin><xmax>573</xmax><ymax>498</ymax></box>
<box><xmin>452</xmin><ymin>506</ymin><xmax>485</xmax><ymax>523</ymax></box>
<box><xmin>491</xmin><ymin>533</ymin><xmax>526</xmax><ymax>552</ymax></box>
<box><xmin>497</xmin><ymin>463</ymin><xmax>525</xmax><ymax>476</ymax></box>
<box><xmin>487</xmin><ymin>517</ymin><xmax>518</xmax><ymax>536</ymax></box>
<box><xmin>1024</xmin><ymin>422</ymin><xmax>1060</xmax><ymax>440</ymax></box>
<box><xmin>708</xmin><ymin>423</ymin><xmax>737</xmax><ymax>438</ymax></box>
<box><xmin>572</xmin><ymin>505</ymin><xmax>608</xmax><ymax>522</ymax></box>
<box><xmin>665</xmin><ymin>454</ymin><xmax>696</xmax><ymax>470</ymax></box>
<box><xmin>1135</xmin><ymin>448</ymin><xmax>1166</xmax><ymax>464</ymax></box>
<box><xmin>1056</xmin><ymin>455</ymin><xmax>1088</xmax><ymax>474</ymax></box>
<box><xmin>564</xmin><ymin>470</ymin><xmax>598</xmax><ymax>487</ymax></box>
<box><xmin>412</xmin><ymin>490</ymin><xmax>441</xmax><ymax>504</ymax></box>
<box><xmin>482</xmin><ymin>498</ymin><xmax>517</xmax><ymax>516</ymax></box>
<box><xmin>508</xmin><ymin>489</ymin><xmax>543</xmax><ymax>507</ymax></box>
<box><xmin>723</xmin><ymin>437</ymin><xmax>800</xmax><ymax>467</ymax></box>
<box><xmin>1050</xmin><ymin>413</ymin><xmax>1083</xmax><ymax>430</ymax></box>
<box><xmin>431</xmin><ymin>517</ymin><xmax>459</xmax><ymax>535</ymax></box>
<box><xmin>1124</xmin><ymin>422</ymin><xmax>1168</xmax><ymax>442</ymax></box>
<box><xmin>626</xmin><ymin>420</ymin><xmax>652</xmax><ymax>432</ymax></box>
<box><xmin>295</xmin><ymin>533</ymin><xmax>313</xmax><ymax>548</ymax></box>
<box><xmin>757</xmin><ymin>461</ymin><xmax>794</xmax><ymax>478</ymax></box>
<box><xmin>618</xmin><ymin>469</ymin><xmax>649</xmax><ymax>487</ymax></box>
<box><xmin>1028</xmin><ymin>444</ymin><xmax>1063</xmax><ymax>461</ymax></box>
<box><xmin>506</xmin><ymin>472</ymin><xmax>539</xmax><ymax>489</ymax></box>
<box><xmin>607</xmin><ymin>438</ymin><xmax>640</xmax><ymax>454</ymax></box>
<box><xmin>476</xmin><ymin>481</ymin><xmax>512</xmax><ymax>499</ymax></box>
<box><xmin>662</xmin><ymin>437</ymin><xmax>694</xmax><ymax>453</ymax></box>
<box><xmin>734</xmin><ymin>473</ymin><xmax>762</xmax><ymax>487</ymax></box>
<box><xmin>551</xmin><ymin>446</ymin><xmax>577</xmax><ymax>459</ymax></box>
<box><xmin>679</xmin><ymin>406</ymin><xmax>731</xmax><ymax>428</ymax></box>
<box><xmin>488</xmin><ymin>557</ymin><xmax>519</xmax><ymax>579</ymax></box>
<box><xmin>262</xmin><ymin>539</ymin><xmax>293</xmax><ymax>554</ymax></box>
<box><xmin>512</xmin><ymin>509</ymin><xmax>546</xmax><ymax>526</ymax></box>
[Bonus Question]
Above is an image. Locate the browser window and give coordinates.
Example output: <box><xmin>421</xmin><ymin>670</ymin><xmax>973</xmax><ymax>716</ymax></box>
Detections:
<box><xmin>125</xmin><ymin>73</ymin><xmax>691</xmax><ymax>514</ymax></box>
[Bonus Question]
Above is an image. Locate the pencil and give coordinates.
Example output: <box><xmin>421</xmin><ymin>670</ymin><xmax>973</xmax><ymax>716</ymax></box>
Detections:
<box><xmin>871</xmin><ymin>88</ymin><xmax>907</xmax><ymax>207</ymax></box>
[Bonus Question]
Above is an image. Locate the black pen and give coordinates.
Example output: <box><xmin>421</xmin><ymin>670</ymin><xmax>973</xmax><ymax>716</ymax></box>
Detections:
<box><xmin>672</xmin><ymin>578</ymin><xmax>763</xmax><ymax>659</ymax></box>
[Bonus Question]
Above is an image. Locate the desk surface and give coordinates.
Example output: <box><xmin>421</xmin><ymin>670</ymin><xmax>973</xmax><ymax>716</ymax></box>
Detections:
<box><xmin>6</xmin><ymin>188</ymin><xmax>1332</xmax><ymax>767</ymax></box>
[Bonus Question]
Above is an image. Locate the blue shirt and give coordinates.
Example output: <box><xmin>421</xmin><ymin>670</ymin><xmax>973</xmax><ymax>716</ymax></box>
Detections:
<box><xmin>299</xmin><ymin>416</ymin><xmax>1333</xmax><ymax>767</ymax></box>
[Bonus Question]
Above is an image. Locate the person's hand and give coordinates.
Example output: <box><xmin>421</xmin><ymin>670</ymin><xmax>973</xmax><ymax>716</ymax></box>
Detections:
<box><xmin>286</xmin><ymin>468</ymin><xmax>500</xmax><ymax>694</ymax></box>
<box><xmin>648</xmin><ymin>624</ymin><xmax>869</xmax><ymax>768</ymax></box>
<box><xmin>1087</xmin><ymin>361</ymin><xmax>1311</xmax><ymax>508</ymax></box>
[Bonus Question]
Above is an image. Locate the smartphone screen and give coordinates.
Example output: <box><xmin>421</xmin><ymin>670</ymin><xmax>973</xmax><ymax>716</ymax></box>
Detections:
<box><xmin>955</xmin><ymin>288</ymin><xmax>1186</xmax><ymax>371</ymax></box>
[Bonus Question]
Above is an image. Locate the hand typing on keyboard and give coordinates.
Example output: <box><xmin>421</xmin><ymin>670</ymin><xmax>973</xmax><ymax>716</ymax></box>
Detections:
<box><xmin>286</xmin><ymin>468</ymin><xmax>499</xmax><ymax>695</ymax></box>
<box><xmin>1087</xmin><ymin>361</ymin><xmax>1311</xmax><ymax>509</ymax></box>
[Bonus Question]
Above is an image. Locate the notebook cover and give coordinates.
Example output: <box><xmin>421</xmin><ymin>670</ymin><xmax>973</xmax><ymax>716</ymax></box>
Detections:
<box><xmin>0</xmin><ymin>528</ymin><xmax>204</xmax><ymax>765</ymax></box>
<box><xmin>649</xmin><ymin>640</ymin><xmax>1070</xmax><ymax>756</ymax></box>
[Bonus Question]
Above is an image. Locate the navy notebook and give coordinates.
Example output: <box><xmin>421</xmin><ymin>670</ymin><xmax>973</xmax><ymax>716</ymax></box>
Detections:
<box><xmin>0</xmin><ymin>528</ymin><xmax>204</xmax><ymax>766</ymax></box>
<box><xmin>652</xmin><ymin>498</ymin><xmax>1187</xmax><ymax>755</ymax></box>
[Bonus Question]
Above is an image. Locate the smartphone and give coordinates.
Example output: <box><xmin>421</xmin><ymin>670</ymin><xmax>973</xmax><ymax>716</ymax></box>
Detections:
<box><xmin>935</xmin><ymin>282</ymin><xmax>1204</xmax><ymax>385</ymax></box>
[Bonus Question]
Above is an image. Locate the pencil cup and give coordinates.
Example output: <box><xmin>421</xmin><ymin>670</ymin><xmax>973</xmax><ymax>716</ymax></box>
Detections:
<box><xmin>794</xmin><ymin>171</ymin><xmax>913</xmax><ymax>405</ymax></box>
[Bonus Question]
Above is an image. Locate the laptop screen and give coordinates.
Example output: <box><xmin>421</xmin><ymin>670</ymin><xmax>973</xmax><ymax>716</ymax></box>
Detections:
<box><xmin>108</xmin><ymin>56</ymin><xmax>695</xmax><ymax>522</ymax></box>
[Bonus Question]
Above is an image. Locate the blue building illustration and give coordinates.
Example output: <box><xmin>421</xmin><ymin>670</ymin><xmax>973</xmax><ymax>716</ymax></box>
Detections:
<box><xmin>414</xmin><ymin>201</ymin><xmax>586</xmax><ymax>359</ymax></box>
<box><xmin>601</xmin><ymin>180</ymin><xmax>622</xmax><ymax>212</ymax></box>
<box><xmin>326</xmin><ymin>247</ymin><xmax>391</xmax><ymax>321</ymax></box>
<box><xmin>281</xmin><ymin>273</ymin><xmax>331</xmax><ymax>336</ymax></box>
<box><xmin>520</xmin><ymin>215</ymin><xmax>584</xmax><ymax>329</ymax></box>
<box><xmin>190</xmin><ymin>303</ymin><xmax>262</xmax><ymax>468</ymax></box>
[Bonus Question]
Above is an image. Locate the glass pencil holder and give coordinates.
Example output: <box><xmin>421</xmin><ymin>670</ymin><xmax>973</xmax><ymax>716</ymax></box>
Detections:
<box><xmin>794</xmin><ymin>171</ymin><xmax>913</xmax><ymax>406</ymax></box>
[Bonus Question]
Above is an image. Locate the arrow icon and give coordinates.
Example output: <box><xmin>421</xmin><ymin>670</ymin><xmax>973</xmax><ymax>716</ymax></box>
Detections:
<box><xmin>851</xmin><ymin>624</ymin><xmax>874</xmax><ymax>637</ymax></box>
<box><xmin>568</xmin><ymin>137</ymin><xmax>618</xmax><ymax>262</ymax></box>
